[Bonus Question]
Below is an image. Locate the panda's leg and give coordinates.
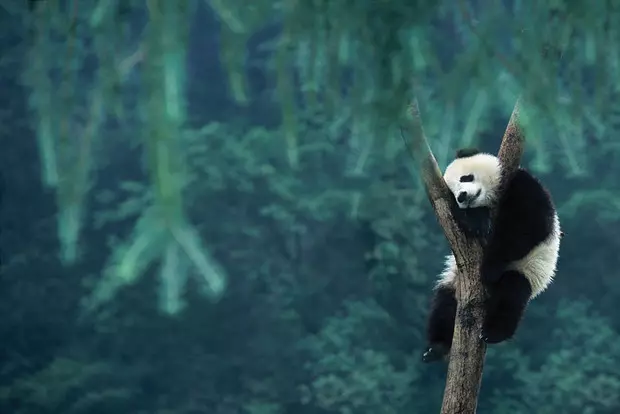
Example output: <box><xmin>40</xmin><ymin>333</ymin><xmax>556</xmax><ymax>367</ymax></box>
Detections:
<box><xmin>481</xmin><ymin>270</ymin><xmax>532</xmax><ymax>344</ymax></box>
<box><xmin>423</xmin><ymin>285</ymin><xmax>457</xmax><ymax>362</ymax></box>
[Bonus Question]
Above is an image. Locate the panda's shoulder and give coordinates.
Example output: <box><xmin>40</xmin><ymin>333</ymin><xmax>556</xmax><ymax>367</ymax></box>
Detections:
<box><xmin>505</xmin><ymin>168</ymin><xmax>545</xmax><ymax>194</ymax></box>
<box><xmin>503</xmin><ymin>168</ymin><xmax>555</xmax><ymax>212</ymax></box>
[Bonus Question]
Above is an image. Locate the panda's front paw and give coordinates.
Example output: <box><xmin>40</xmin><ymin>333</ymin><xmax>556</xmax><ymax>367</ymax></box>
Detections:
<box><xmin>478</xmin><ymin>214</ymin><xmax>492</xmax><ymax>239</ymax></box>
<box><xmin>461</xmin><ymin>221</ymin><xmax>484</xmax><ymax>240</ymax></box>
<box><xmin>469</xmin><ymin>218</ymin><xmax>491</xmax><ymax>240</ymax></box>
<box><xmin>455</xmin><ymin>208</ymin><xmax>491</xmax><ymax>241</ymax></box>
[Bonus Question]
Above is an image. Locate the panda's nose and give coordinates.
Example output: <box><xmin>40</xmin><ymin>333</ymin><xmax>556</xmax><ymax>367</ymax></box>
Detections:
<box><xmin>457</xmin><ymin>191</ymin><xmax>467</xmax><ymax>203</ymax></box>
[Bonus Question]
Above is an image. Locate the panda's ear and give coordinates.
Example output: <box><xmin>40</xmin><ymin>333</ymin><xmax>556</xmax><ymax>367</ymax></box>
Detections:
<box><xmin>456</xmin><ymin>148</ymin><xmax>481</xmax><ymax>159</ymax></box>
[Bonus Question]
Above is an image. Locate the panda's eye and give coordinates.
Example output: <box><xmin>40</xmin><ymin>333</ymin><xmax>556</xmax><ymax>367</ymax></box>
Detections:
<box><xmin>460</xmin><ymin>174</ymin><xmax>474</xmax><ymax>182</ymax></box>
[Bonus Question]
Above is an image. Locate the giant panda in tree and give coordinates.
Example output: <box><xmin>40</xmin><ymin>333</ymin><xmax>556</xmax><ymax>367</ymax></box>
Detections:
<box><xmin>423</xmin><ymin>148</ymin><xmax>562</xmax><ymax>363</ymax></box>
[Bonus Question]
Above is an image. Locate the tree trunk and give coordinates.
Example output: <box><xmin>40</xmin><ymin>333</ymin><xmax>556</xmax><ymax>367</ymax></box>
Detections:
<box><xmin>401</xmin><ymin>99</ymin><xmax>525</xmax><ymax>414</ymax></box>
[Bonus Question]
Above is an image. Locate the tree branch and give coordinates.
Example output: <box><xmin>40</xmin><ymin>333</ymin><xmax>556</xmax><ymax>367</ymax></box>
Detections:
<box><xmin>400</xmin><ymin>97</ymin><xmax>525</xmax><ymax>414</ymax></box>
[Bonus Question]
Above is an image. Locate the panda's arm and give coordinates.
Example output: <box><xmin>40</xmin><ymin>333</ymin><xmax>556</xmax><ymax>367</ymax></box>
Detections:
<box><xmin>451</xmin><ymin>206</ymin><xmax>492</xmax><ymax>240</ymax></box>
<box><xmin>481</xmin><ymin>169</ymin><xmax>556</xmax><ymax>282</ymax></box>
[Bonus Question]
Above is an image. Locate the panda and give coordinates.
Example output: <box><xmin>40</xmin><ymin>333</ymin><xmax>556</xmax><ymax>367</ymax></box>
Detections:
<box><xmin>422</xmin><ymin>147</ymin><xmax>562</xmax><ymax>363</ymax></box>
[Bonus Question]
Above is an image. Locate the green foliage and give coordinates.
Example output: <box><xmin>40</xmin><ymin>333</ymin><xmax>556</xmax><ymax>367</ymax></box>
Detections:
<box><xmin>0</xmin><ymin>357</ymin><xmax>134</xmax><ymax>414</ymax></box>
<box><xmin>23</xmin><ymin>0</ymin><xmax>618</xmax><ymax>314</ymax></box>
<box><xmin>486</xmin><ymin>301</ymin><xmax>620</xmax><ymax>413</ymax></box>
<box><xmin>207</xmin><ymin>0</ymin><xmax>620</xmax><ymax>170</ymax></box>
<box><xmin>298</xmin><ymin>300</ymin><xmax>419</xmax><ymax>414</ymax></box>
<box><xmin>560</xmin><ymin>190</ymin><xmax>620</xmax><ymax>222</ymax></box>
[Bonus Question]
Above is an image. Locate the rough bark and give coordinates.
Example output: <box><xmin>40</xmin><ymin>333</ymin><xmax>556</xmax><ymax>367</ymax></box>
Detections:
<box><xmin>400</xmin><ymin>98</ymin><xmax>525</xmax><ymax>414</ymax></box>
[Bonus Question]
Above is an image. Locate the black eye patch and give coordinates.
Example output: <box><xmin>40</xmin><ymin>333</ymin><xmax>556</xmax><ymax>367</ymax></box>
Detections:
<box><xmin>459</xmin><ymin>174</ymin><xmax>474</xmax><ymax>182</ymax></box>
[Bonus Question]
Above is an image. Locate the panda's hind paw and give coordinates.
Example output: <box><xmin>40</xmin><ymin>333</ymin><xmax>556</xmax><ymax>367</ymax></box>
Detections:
<box><xmin>480</xmin><ymin>326</ymin><xmax>513</xmax><ymax>344</ymax></box>
<box><xmin>421</xmin><ymin>345</ymin><xmax>448</xmax><ymax>363</ymax></box>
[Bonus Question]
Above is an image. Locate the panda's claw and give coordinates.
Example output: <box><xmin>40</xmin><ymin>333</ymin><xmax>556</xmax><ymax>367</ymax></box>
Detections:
<box><xmin>480</xmin><ymin>326</ymin><xmax>512</xmax><ymax>344</ymax></box>
<box><xmin>422</xmin><ymin>346</ymin><xmax>447</xmax><ymax>363</ymax></box>
<box><xmin>466</xmin><ymin>223</ymin><xmax>484</xmax><ymax>239</ymax></box>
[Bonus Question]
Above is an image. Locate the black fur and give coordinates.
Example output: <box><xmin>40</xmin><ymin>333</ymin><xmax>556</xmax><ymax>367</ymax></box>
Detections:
<box><xmin>480</xmin><ymin>168</ymin><xmax>556</xmax><ymax>284</ymax></box>
<box><xmin>452</xmin><ymin>206</ymin><xmax>492</xmax><ymax>240</ymax></box>
<box><xmin>423</xmin><ymin>166</ymin><xmax>556</xmax><ymax>362</ymax></box>
<box><xmin>423</xmin><ymin>285</ymin><xmax>456</xmax><ymax>362</ymax></box>
<box><xmin>455</xmin><ymin>148</ymin><xmax>481</xmax><ymax>159</ymax></box>
<box><xmin>481</xmin><ymin>271</ymin><xmax>532</xmax><ymax>343</ymax></box>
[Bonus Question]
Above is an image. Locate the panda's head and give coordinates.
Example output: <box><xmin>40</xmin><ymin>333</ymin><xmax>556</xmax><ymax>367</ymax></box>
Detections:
<box><xmin>443</xmin><ymin>148</ymin><xmax>501</xmax><ymax>209</ymax></box>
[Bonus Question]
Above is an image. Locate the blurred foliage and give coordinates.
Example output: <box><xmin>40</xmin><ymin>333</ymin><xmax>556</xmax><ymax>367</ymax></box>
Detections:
<box><xmin>297</xmin><ymin>300</ymin><xmax>419</xmax><ymax>414</ymax></box>
<box><xmin>2</xmin><ymin>0</ymin><xmax>620</xmax><ymax>413</ymax></box>
<box><xmin>484</xmin><ymin>301</ymin><xmax>620</xmax><ymax>414</ymax></box>
<box><xmin>0</xmin><ymin>356</ymin><xmax>135</xmax><ymax>414</ymax></box>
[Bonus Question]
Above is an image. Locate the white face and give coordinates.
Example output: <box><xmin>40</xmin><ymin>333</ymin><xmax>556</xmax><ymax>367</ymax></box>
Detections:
<box><xmin>443</xmin><ymin>153</ymin><xmax>501</xmax><ymax>209</ymax></box>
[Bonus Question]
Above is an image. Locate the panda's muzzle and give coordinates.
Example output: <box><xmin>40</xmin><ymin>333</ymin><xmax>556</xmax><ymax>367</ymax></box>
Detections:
<box><xmin>457</xmin><ymin>189</ymin><xmax>482</xmax><ymax>205</ymax></box>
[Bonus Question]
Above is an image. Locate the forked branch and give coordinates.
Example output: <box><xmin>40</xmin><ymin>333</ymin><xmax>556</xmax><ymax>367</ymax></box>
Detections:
<box><xmin>400</xmin><ymin>98</ymin><xmax>525</xmax><ymax>414</ymax></box>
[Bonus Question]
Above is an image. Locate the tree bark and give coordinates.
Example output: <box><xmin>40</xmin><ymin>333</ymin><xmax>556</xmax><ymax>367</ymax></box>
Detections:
<box><xmin>400</xmin><ymin>98</ymin><xmax>525</xmax><ymax>414</ymax></box>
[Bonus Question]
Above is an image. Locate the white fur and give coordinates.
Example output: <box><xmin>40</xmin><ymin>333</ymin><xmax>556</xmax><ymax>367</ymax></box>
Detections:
<box><xmin>443</xmin><ymin>153</ymin><xmax>501</xmax><ymax>208</ymax></box>
<box><xmin>437</xmin><ymin>151</ymin><xmax>561</xmax><ymax>299</ymax></box>
<box><xmin>507</xmin><ymin>213</ymin><xmax>561</xmax><ymax>298</ymax></box>
<box><xmin>437</xmin><ymin>254</ymin><xmax>457</xmax><ymax>288</ymax></box>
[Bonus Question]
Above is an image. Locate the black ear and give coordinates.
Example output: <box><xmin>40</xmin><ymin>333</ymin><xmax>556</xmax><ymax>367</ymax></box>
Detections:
<box><xmin>455</xmin><ymin>148</ymin><xmax>481</xmax><ymax>159</ymax></box>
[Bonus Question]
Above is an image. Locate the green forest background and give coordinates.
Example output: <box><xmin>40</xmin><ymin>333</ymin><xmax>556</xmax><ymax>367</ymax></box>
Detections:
<box><xmin>2</xmin><ymin>1</ymin><xmax>620</xmax><ymax>413</ymax></box>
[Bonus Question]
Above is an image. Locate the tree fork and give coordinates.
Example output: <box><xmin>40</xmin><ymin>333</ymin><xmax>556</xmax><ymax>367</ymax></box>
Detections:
<box><xmin>400</xmin><ymin>98</ymin><xmax>525</xmax><ymax>414</ymax></box>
